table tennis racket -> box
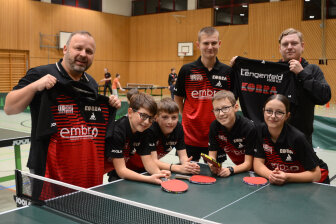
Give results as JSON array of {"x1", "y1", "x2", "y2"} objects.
[
  {"x1": 175, "y1": 174, "x2": 216, "y2": 185},
  {"x1": 160, "y1": 178, "x2": 188, "y2": 193},
  {"x1": 201, "y1": 153, "x2": 221, "y2": 168},
  {"x1": 243, "y1": 176, "x2": 268, "y2": 187}
]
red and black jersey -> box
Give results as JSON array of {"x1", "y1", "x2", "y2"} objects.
[
  {"x1": 13, "y1": 59, "x2": 98, "y2": 172},
  {"x1": 255, "y1": 123, "x2": 319, "y2": 173},
  {"x1": 146, "y1": 122, "x2": 185, "y2": 159},
  {"x1": 106, "y1": 116, "x2": 152, "y2": 171},
  {"x1": 174, "y1": 57, "x2": 234, "y2": 147},
  {"x1": 233, "y1": 56, "x2": 296, "y2": 124},
  {"x1": 208, "y1": 115, "x2": 256, "y2": 164},
  {"x1": 36, "y1": 80, "x2": 116, "y2": 189}
]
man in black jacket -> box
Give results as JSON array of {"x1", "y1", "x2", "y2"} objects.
[{"x1": 278, "y1": 28, "x2": 331, "y2": 144}]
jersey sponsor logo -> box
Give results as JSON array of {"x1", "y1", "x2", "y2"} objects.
[
  {"x1": 212, "y1": 75, "x2": 227, "y2": 81},
  {"x1": 90, "y1": 113, "x2": 96, "y2": 120},
  {"x1": 51, "y1": 123, "x2": 56, "y2": 127},
  {"x1": 58, "y1": 105, "x2": 73, "y2": 114},
  {"x1": 130, "y1": 149, "x2": 136, "y2": 155},
  {"x1": 166, "y1": 141, "x2": 177, "y2": 146},
  {"x1": 60, "y1": 125, "x2": 98, "y2": 139},
  {"x1": 286, "y1": 154, "x2": 292, "y2": 162},
  {"x1": 191, "y1": 89, "x2": 217, "y2": 99},
  {"x1": 133, "y1": 142, "x2": 140, "y2": 147},
  {"x1": 12, "y1": 138, "x2": 30, "y2": 146},
  {"x1": 263, "y1": 144, "x2": 273, "y2": 153},
  {"x1": 149, "y1": 143, "x2": 155, "y2": 147},
  {"x1": 280, "y1": 148, "x2": 293, "y2": 154},
  {"x1": 241, "y1": 82, "x2": 277, "y2": 95},
  {"x1": 240, "y1": 68, "x2": 284, "y2": 83},
  {"x1": 190, "y1": 74, "x2": 203, "y2": 81},
  {"x1": 224, "y1": 147, "x2": 245, "y2": 155},
  {"x1": 270, "y1": 163, "x2": 299, "y2": 172},
  {"x1": 111, "y1": 149, "x2": 122, "y2": 153},
  {"x1": 84, "y1": 106, "x2": 102, "y2": 112},
  {"x1": 215, "y1": 81, "x2": 222, "y2": 87},
  {"x1": 218, "y1": 135, "x2": 227, "y2": 142},
  {"x1": 233, "y1": 138, "x2": 243, "y2": 143}
]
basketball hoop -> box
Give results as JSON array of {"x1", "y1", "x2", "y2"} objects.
[{"x1": 179, "y1": 52, "x2": 186, "y2": 59}]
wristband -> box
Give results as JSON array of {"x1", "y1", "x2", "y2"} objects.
[
  {"x1": 169, "y1": 164, "x2": 173, "y2": 171},
  {"x1": 227, "y1": 166, "x2": 234, "y2": 176}
]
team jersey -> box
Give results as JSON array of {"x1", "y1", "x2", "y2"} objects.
[
  {"x1": 13, "y1": 60, "x2": 98, "y2": 173},
  {"x1": 104, "y1": 72, "x2": 111, "y2": 85},
  {"x1": 174, "y1": 57, "x2": 234, "y2": 147},
  {"x1": 35, "y1": 80, "x2": 116, "y2": 191},
  {"x1": 233, "y1": 56, "x2": 296, "y2": 123},
  {"x1": 208, "y1": 115, "x2": 256, "y2": 164},
  {"x1": 255, "y1": 123, "x2": 320, "y2": 173},
  {"x1": 147, "y1": 122, "x2": 185, "y2": 159},
  {"x1": 106, "y1": 116, "x2": 152, "y2": 171}
]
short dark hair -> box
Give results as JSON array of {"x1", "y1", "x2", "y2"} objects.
[
  {"x1": 130, "y1": 92, "x2": 157, "y2": 115},
  {"x1": 157, "y1": 98, "x2": 179, "y2": 114},
  {"x1": 212, "y1": 90, "x2": 236, "y2": 105},
  {"x1": 198, "y1": 27, "x2": 219, "y2": 42},
  {"x1": 115, "y1": 73, "x2": 120, "y2": 78},
  {"x1": 126, "y1": 88, "x2": 139, "y2": 101},
  {"x1": 263, "y1": 94, "x2": 290, "y2": 113}
]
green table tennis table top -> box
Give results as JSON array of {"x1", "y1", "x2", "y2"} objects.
[{"x1": 1, "y1": 165, "x2": 336, "y2": 224}]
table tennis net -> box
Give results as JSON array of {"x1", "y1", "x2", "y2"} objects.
[{"x1": 15, "y1": 170, "x2": 219, "y2": 224}]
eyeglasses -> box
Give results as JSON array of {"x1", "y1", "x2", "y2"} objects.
[
  {"x1": 213, "y1": 105, "x2": 233, "y2": 115},
  {"x1": 264, "y1": 109, "x2": 286, "y2": 118},
  {"x1": 133, "y1": 109, "x2": 154, "y2": 123}
]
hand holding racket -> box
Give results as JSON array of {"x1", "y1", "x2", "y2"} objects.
[
  {"x1": 201, "y1": 153, "x2": 221, "y2": 168},
  {"x1": 175, "y1": 174, "x2": 216, "y2": 185}
]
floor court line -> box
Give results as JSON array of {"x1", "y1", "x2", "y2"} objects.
[{"x1": 202, "y1": 184, "x2": 270, "y2": 219}]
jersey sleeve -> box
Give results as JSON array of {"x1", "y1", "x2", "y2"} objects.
[
  {"x1": 294, "y1": 134, "x2": 318, "y2": 171},
  {"x1": 137, "y1": 132, "x2": 152, "y2": 156},
  {"x1": 244, "y1": 123, "x2": 257, "y2": 156},
  {"x1": 105, "y1": 125, "x2": 125, "y2": 159},
  {"x1": 146, "y1": 129, "x2": 157, "y2": 152},
  {"x1": 208, "y1": 121, "x2": 220, "y2": 152},
  {"x1": 297, "y1": 64, "x2": 331, "y2": 105},
  {"x1": 175, "y1": 123, "x2": 186, "y2": 151}
]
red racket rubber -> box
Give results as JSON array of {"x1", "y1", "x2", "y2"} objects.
[
  {"x1": 201, "y1": 153, "x2": 221, "y2": 168},
  {"x1": 161, "y1": 179, "x2": 188, "y2": 193},
  {"x1": 175, "y1": 174, "x2": 216, "y2": 185},
  {"x1": 243, "y1": 176, "x2": 268, "y2": 186}
]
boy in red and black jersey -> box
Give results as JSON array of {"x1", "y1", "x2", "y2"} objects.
[
  {"x1": 146, "y1": 98, "x2": 200, "y2": 175},
  {"x1": 174, "y1": 27, "x2": 234, "y2": 162},
  {"x1": 208, "y1": 90, "x2": 255, "y2": 177},
  {"x1": 106, "y1": 93, "x2": 169, "y2": 184}
]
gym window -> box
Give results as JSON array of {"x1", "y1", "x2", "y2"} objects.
[
  {"x1": 197, "y1": 0, "x2": 269, "y2": 26},
  {"x1": 303, "y1": 0, "x2": 336, "y2": 20},
  {"x1": 132, "y1": 0, "x2": 188, "y2": 16}
]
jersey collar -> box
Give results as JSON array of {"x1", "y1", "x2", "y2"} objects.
[{"x1": 56, "y1": 59, "x2": 90, "y2": 83}]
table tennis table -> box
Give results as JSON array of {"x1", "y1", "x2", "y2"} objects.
[
  {"x1": 1, "y1": 164, "x2": 335, "y2": 223},
  {"x1": 0, "y1": 128, "x2": 30, "y2": 183}
]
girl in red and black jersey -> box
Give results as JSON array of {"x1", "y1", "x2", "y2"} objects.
[{"x1": 254, "y1": 94, "x2": 329, "y2": 185}]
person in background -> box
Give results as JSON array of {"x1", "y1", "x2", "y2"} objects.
[
  {"x1": 112, "y1": 73, "x2": 125, "y2": 97},
  {"x1": 168, "y1": 68, "x2": 177, "y2": 99},
  {"x1": 101, "y1": 68, "x2": 112, "y2": 96}
]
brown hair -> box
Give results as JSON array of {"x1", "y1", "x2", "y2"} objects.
[
  {"x1": 212, "y1": 90, "x2": 236, "y2": 105},
  {"x1": 157, "y1": 97, "x2": 179, "y2": 114},
  {"x1": 278, "y1": 28, "x2": 303, "y2": 43},
  {"x1": 129, "y1": 92, "x2": 157, "y2": 115},
  {"x1": 263, "y1": 94, "x2": 290, "y2": 113},
  {"x1": 198, "y1": 27, "x2": 219, "y2": 42}
]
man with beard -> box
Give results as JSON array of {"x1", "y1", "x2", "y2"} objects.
[{"x1": 4, "y1": 31, "x2": 121, "y2": 179}]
